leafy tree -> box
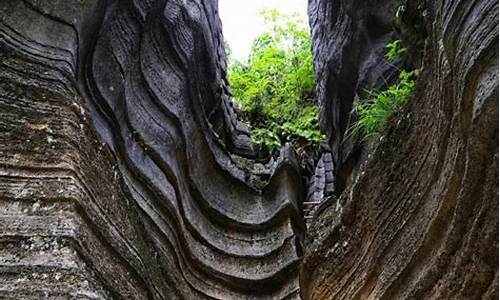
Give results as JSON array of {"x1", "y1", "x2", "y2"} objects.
[{"x1": 228, "y1": 9, "x2": 322, "y2": 151}]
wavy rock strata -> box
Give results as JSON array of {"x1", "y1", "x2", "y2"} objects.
[
  {"x1": 302, "y1": 0, "x2": 498, "y2": 299},
  {"x1": 0, "y1": 0, "x2": 304, "y2": 299}
]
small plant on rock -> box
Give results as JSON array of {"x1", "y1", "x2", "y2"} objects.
[
  {"x1": 347, "y1": 34, "x2": 417, "y2": 142},
  {"x1": 385, "y1": 39, "x2": 407, "y2": 61},
  {"x1": 349, "y1": 70, "x2": 416, "y2": 141}
]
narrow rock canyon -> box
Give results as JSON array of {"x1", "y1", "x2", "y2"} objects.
[{"x1": 0, "y1": 0, "x2": 497, "y2": 299}]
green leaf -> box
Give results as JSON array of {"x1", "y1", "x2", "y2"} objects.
[{"x1": 385, "y1": 39, "x2": 407, "y2": 61}]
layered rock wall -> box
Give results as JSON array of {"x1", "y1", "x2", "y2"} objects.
[
  {"x1": 0, "y1": 0, "x2": 304, "y2": 298},
  {"x1": 302, "y1": 0, "x2": 498, "y2": 299},
  {"x1": 0, "y1": 0, "x2": 498, "y2": 299}
]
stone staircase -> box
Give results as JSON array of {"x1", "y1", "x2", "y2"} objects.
[{"x1": 304, "y1": 151, "x2": 334, "y2": 227}]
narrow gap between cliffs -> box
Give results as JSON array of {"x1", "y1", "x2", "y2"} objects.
[
  {"x1": 217, "y1": 0, "x2": 428, "y2": 228},
  {"x1": 217, "y1": 2, "x2": 324, "y2": 225}
]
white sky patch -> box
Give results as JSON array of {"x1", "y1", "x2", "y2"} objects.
[{"x1": 218, "y1": 0, "x2": 308, "y2": 61}]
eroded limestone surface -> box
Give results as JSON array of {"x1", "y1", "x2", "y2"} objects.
[
  {"x1": 0, "y1": 1, "x2": 304, "y2": 298},
  {"x1": 0, "y1": 0, "x2": 497, "y2": 299},
  {"x1": 302, "y1": 0, "x2": 498, "y2": 299}
]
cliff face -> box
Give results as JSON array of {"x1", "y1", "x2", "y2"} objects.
[
  {"x1": 302, "y1": 0, "x2": 498, "y2": 299},
  {"x1": 0, "y1": 0, "x2": 303, "y2": 298}
]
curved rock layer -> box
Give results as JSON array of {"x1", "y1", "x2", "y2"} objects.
[
  {"x1": 302, "y1": 0, "x2": 498, "y2": 299},
  {"x1": 0, "y1": 0, "x2": 304, "y2": 299}
]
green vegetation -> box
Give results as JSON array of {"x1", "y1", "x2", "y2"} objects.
[
  {"x1": 349, "y1": 39, "x2": 416, "y2": 141},
  {"x1": 228, "y1": 9, "x2": 322, "y2": 151},
  {"x1": 385, "y1": 39, "x2": 407, "y2": 61}
]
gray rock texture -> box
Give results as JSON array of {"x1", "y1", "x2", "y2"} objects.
[
  {"x1": 301, "y1": 0, "x2": 498, "y2": 299},
  {"x1": 0, "y1": 0, "x2": 304, "y2": 299},
  {"x1": 308, "y1": 0, "x2": 402, "y2": 193},
  {"x1": 0, "y1": 0, "x2": 498, "y2": 299}
]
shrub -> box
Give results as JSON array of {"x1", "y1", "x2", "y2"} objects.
[{"x1": 228, "y1": 9, "x2": 323, "y2": 151}]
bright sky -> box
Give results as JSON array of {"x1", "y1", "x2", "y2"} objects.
[{"x1": 218, "y1": 0, "x2": 308, "y2": 61}]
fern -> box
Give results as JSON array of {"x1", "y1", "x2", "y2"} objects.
[{"x1": 348, "y1": 70, "x2": 416, "y2": 141}]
